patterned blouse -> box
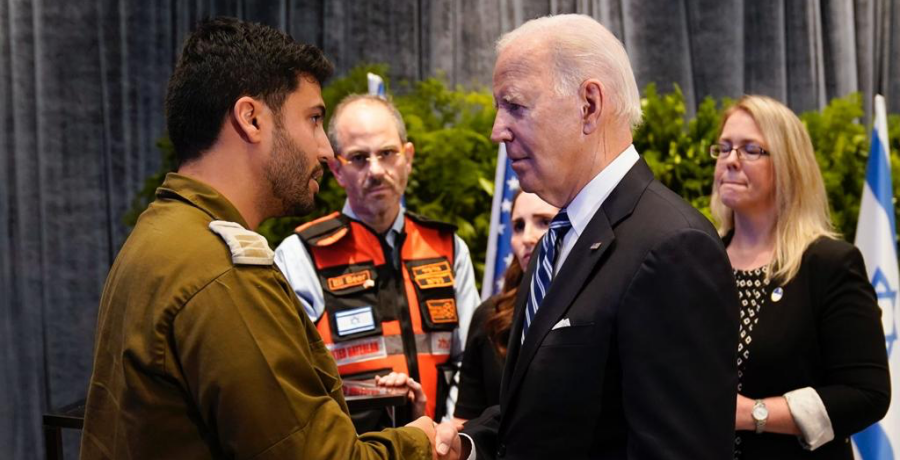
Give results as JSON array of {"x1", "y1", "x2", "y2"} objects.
[{"x1": 734, "y1": 267, "x2": 771, "y2": 460}]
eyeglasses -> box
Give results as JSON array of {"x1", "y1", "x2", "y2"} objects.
[
  {"x1": 337, "y1": 146, "x2": 406, "y2": 170},
  {"x1": 710, "y1": 141, "x2": 769, "y2": 161}
]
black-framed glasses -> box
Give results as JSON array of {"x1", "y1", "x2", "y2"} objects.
[{"x1": 710, "y1": 141, "x2": 769, "y2": 161}]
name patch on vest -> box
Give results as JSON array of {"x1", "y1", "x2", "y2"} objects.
[
  {"x1": 327, "y1": 336, "x2": 388, "y2": 366},
  {"x1": 334, "y1": 306, "x2": 377, "y2": 337},
  {"x1": 425, "y1": 299, "x2": 458, "y2": 324},
  {"x1": 411, "y1": 261, "x2": 454, "y2": 289},
  {"x1": 327, "y1": 270, "x2": 374, "y2": 291}
]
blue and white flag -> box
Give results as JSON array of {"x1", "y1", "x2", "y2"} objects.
[
  {"x1": 367, "y1": 72, "x2": 386, "y2": 98},
  {"x1": 481, "y1": 144, "x2": 520, "y2": 300},
  {"x1": 853, "y1": 94, "x2": 899, "y2": 460}
]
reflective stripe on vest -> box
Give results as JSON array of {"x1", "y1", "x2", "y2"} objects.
[{"x1": 326, "y1": 331, "x2": 453, "y2": 367}]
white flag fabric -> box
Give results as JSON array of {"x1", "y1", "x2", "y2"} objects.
[
  {"x1": 853, "y1": 94, "x2": 899, "y2": 459},
  {"x1": 367, "y1": 72, "x2": 385, "y2": 98}
]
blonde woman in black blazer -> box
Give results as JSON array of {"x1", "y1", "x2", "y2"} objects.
[{"x1": 711, "y1": 94, "x2": 891, "y2": 459}]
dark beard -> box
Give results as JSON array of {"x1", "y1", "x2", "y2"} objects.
[{"x1": 265, "y1": 126, "x2": 319, "y2": 217}]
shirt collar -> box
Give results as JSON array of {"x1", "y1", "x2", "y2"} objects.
[
  {"x1": 156, "y1": 173, "x2": 249, "y2": 228},
  {"x1": 565, "y1": 144, "x2": 640, "y2": 238},
  {"x1": 342, "y1": 200, "x2": 406, "y2": 244}
]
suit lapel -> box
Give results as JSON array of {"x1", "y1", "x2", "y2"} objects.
[
  {"x1": 502, "y1": 210, "x2": 614, "y2": 405},
  {"x1": 500, "y1": 158, "x2": 656, "y2": 410},
  {"x1": 499, "y1": 263, "x2": 532, "y2": 402}
]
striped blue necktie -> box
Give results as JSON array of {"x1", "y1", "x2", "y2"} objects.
[{"x1": 522, "y1": 209, "x2": 572, "y2": 340}]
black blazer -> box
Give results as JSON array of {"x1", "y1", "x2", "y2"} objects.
[
  {"x1": 732, "y1": 236, "x2": 890, "y2": 459},
  {"x1": 455, "y1": 298, "x2": 505, "y2": 420},
  {"x1": 464, "y1": 159, "x2": 741, "y2": 459}
]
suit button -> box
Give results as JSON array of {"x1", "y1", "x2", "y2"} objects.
[{"x1": 497, "y1": 443, "x2": 506, "y2": 457}]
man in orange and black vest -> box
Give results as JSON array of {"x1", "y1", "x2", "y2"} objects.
[{"x1": 274, "y1": 94, "x2": 479, "y2": 429}]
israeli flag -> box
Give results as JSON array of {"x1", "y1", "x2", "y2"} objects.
[
  {"x1": 367, "y1": 72, "x2": 386, "y2": 98},
  {"x1": 853, "y1": 94, "x2": 899, "y2": 460},
  {"x1": 481, "y1": 144, "x2": 519, "y2": 299}
]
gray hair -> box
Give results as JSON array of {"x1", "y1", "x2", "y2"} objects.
[
  {"x1": 327, "y1": 94, "x2": 408, "y2": 154},
  {"x1": 497, "y1": 14, "x2": 642, "y2": 129}
]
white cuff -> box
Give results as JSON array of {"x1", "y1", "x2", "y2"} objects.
[
  {"x1": 784, "y1": 387, "x2": 834, "y2": 450},
  {"x1": 459, "y1": 433, "x2": 477, "y2": 460}
]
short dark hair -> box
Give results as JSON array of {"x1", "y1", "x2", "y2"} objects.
[{"x1": 165, "y1": 17, "x2": 333, "y2": 166}]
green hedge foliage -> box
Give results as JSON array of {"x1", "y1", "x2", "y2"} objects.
[{"x1": 127, "y1": 65, "x2": 900, "y2": 287}]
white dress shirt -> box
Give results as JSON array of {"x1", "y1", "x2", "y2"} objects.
[{"x1": 554, "y1": 145, "x2": 640, "y2": 273}]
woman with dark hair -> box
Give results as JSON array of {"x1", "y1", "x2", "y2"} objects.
[
  {"x1": 452, "y1": 191, "x2": 558, "y2": 424},
  {"x1": 711, "y1": 95, "x2": 890, "y2": 459}
]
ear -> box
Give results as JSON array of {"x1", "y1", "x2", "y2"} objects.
[
  {"x1": 403, "y1": 142, "x2": 415, "y2": 172},
  {"x1": 580, "y1": 79, "x2": 604, "y2": 135},
  {"x1": 231, "y1": 96, "x2": 266, "y2": 144},
  {"x1": 328, "y1": 157, "x2": 347, "y2": 187}
]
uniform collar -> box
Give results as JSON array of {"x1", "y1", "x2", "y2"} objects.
[{"x1": 157, "y1": 173, "x2": 250, "y2": 228}]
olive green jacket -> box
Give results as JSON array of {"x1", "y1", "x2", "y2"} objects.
[{"x1": 80, "y1": 173, "x2": 431, "y2": 459}]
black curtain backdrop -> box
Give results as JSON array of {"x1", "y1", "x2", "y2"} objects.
[{"x1": 2, "y1": 0, "x2": 898, "y2": 458}]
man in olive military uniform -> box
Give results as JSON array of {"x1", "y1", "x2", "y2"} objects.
[{"x1": 80, "y1": 17, "x2": 461, "y2": 460}]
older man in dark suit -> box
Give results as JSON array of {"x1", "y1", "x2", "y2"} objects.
[{"x1": 461, "y1": 14, "x2": 741, "y2": 460}]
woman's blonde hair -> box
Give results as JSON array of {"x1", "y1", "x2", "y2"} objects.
[{"x1": 711, "y1": 95, "x2": 837, "y2": 284}]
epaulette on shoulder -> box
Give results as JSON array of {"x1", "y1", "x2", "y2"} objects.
[
  {"x1": 208, "y1": 220, "x2": 274, "y2": 266},
  {"x1": 405, "y1": 211, "x2": 458, "y2": 234},
  {"x1": 296, "y1": 212, "x2": 351, "y2": 247}
]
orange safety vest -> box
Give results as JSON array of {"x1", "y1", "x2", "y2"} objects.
[{"x1": 296, "y1": 211, "x2": 459, "y2": 418}]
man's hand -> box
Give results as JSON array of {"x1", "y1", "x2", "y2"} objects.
[
  {"x1": 451, "y1": 417, "x2": 467, "y2": 431},
  {"x1": 434, "y1": 421, "x2": 462, "y2": 459},
  {"x1": 375, "y1": 371, "x2": 427, "y2": 418},
  {"x1": 405, "y1": 417, "x2": 463, "y2": 460}
]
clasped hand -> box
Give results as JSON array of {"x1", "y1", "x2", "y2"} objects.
[{"x1": 376, "y1": 372, "x2": 463, "y2": 459}]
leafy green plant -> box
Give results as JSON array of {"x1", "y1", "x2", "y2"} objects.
[
  {"x1": 802, "y1": 93, "x2": 869, "y2": 241},
  {"x1": 127, "y1": 65, "x2": 900, "y2": 286},
  {"x1": 634, "y1": 84, "x2": 729, "y2": 219}
]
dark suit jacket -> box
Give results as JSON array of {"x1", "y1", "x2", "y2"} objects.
[
  {"x1": 731, "y1": 236, "x2": 890, "y2": 459},
  {"x1": 464, "y1": 158, "x2": 741, "y2": 459}
]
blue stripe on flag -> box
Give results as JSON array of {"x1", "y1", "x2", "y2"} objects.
[
  {"x1": 866, "y1": 131, "x2": 896, "y2": 235},
  {"x1": 853, "y1": 95, "x2": 898, "y2": 460},
  {"x1": 856, "y1": 423, "x2": 894, "y2": 460}
]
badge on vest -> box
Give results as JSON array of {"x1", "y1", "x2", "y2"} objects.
[
  {"x1": 334, "y1": 306, "x2": 377, "y2": 337},
  {"x1": 431, "y1": 331, "x2": 453, "y2": 355},
  {"x1": 405, "y1": 257, "x2": 459, "y2": 331},
  {"x1": 327, "y1": 270, "x2": 375, "y2": 291},
  {"x1": 425, "y1": 299, "x2": 458, "y2": 324},
  {"x1": 411, "y1": 261, "x2": 455, "y2": 289}
]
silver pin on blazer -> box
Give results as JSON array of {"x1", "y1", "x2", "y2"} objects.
[{"x1": 590, "y1": 242, "x2": 603, "y2": 250}]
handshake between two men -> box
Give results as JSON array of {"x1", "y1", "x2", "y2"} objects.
[
  {"x1": 376, "y1": 372, "x2": 466, "y2": 460},
  {"x1": 79, "y1": 12, "x2": 742, "y2": 460}
]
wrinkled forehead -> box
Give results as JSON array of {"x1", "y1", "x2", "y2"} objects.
[{"x1": 493, "y1": 45, "x2": 553, "y2": 94}]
